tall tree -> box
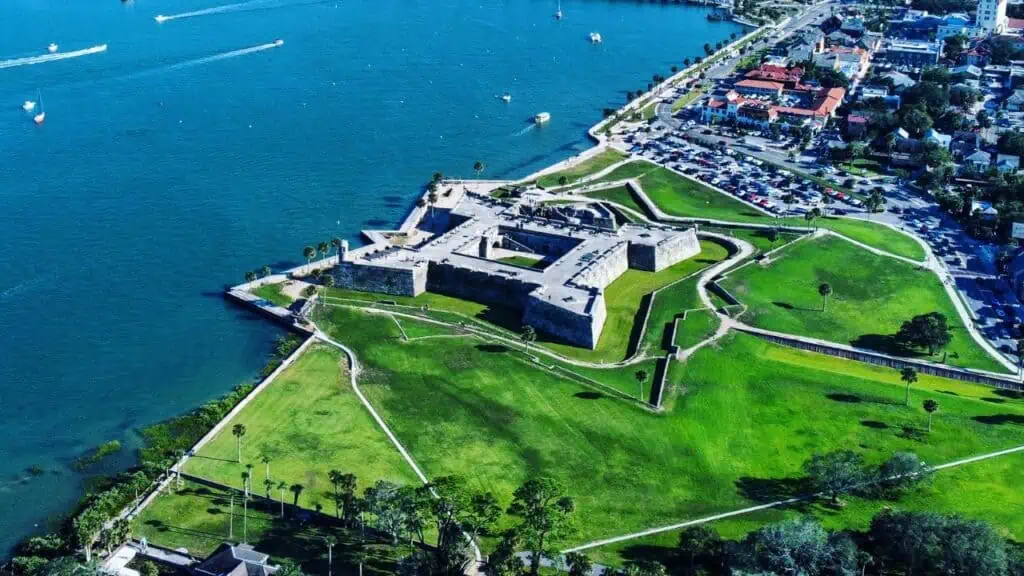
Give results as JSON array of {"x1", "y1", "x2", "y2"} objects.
[
  {"x1": 290, "y1": 483, "x2": 305, "y2": 506},
  {"x1": 261, "y1": 455, "x2": 271, "y2": 482},
  {"x1": 278, "y1": 481, "x2": 288, "y2": 518},
  {"x1": 635, "y1": 369, "x2": 649, "y2": 402},
  {"x1": 303, "y1": 246, "x2": 316, "y2": 273},
  {"x1": 245, "y1": 270, "x2": 257, "y2": 283},
  {"x1": 506, "y1": 478, "x2": 576, "y2": 576},
  {"x1": 329, "y1": 469, "x2": 345, "y2": 518},
  {"x1": 923, "y1": 399, "x2": 939, "y2": 432},
  {"x1": 261, "y1": 265, "x2": 272, "y2": 278},
  {"x1": 317, "y1": 241, "x2": 330, "y2": 263},
  {"x1": 565, "y1": 552, "x2": 593, "y2": 576},
  {"x1": 896, "y1": 312, "x2": 952, "y2": 355},
  {"x1": 520, "y1": 325, "x2": 537, "y2": 355},
  {"x1": 818, "y1": 282, "x2": 833, "y2": 312},
  {"x1": 323, "y1": 536, "x2": 337, "y2": 576},
  {"x1": 804, "y1": 450, "x2": 865, "y2": 505},
  {"x1": 900, "y1": 367, "x2": 918, "y2": 406},
  {"x1": 232, "y1": 424, "x2": 246, "y2": 463},
  {"x1": 464, "y1": 491, "x2": 502, "y2": 543}
]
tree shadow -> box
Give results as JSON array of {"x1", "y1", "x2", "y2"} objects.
[
  {"x1": 973, "y1": 414, "x2": 1024, "y2": 425},
  {"x1": 939, "y1": 390, "x2": 960, "y2": 396},
  {"x1": 475, "y1": 344, "x2": 510, "y2": 354},
  {"x1": 849, "y1": 334, "x2": 909, "y2": 355},
  {"x1": 827, "y1": 393, "x2": 861, "y2": 403},
  {"x1": 995, "y1": 389, "x2": 1023, "y2": 400},
  {"x1": 772, "y1": 301, "x2": 795, "y2": 310},
  {"x1": 900, "y1": 426, "x2": 927, "y2": 441},
  {"x1": 617, "y1": 544, "x2": 679, "y2": 571},
  {"x1": 983, "y1": 397, "x2": 1006, "y2": 404},
  {"x1": 735, "y1": 476, "x2": 811, "y2": 507},
  {"x1": 861, "y1": 420, "x2": 888, "y2": 429},
  {"x1": 574, "y1": 391, "x2": 603, "y2": 400}
]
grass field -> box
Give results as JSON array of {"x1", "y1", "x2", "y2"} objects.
[
  {"x1": 536, "y1": 149, "x2": 627, "y2": 188},
  {"x1": 673, "y1": 309, "x2": 719, "y2": 350},
  {"x1": 541, "y1": 240, "x2": 730, "y2": 363},
  {"x1": 253, "y1": 284, "x2": 293, "y2": 308},
  {"x1": 134, "y1": 479, "x2": 411, "y2": 575},
  {"x1": 584, "y1": 185, "x2": 649, "y2": 216},
  {"x1": 187, "y1": 344, "x2": 420, "y2": 512},
  {"x1": 309, "y1": 306, "x2": 1024, "y2": 558},
  {"x1": 721, "y1": 235, "x2": 1007, "y2": 373},
  {"x1": 638, "y1": 276, "x2": 705, "y2": 355},
  {"x1": 671, "y1": 89, "x2": 703, "y2": 113},
  {"x1": 498, "y1": 255, "x2": 548, "y2": 269},
  {"x1": 820, "y1": 217, "x2": 925, "y2": 262}
]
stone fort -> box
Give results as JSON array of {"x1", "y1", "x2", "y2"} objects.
[{"x1": 330, "y1": 186, "x2": 701, "y2": 349}]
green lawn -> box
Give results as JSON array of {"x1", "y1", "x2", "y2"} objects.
[
  {"x1": 540, "y1": 240, "x2": 730, "y2": 363},
  {"x1": 820, "y1": 217, "x2": 926, "y2": 262},
  {"x1": 536, "y1": 148, "x2": 627, "y2": 188},
  {"x1": 720, "y1": 235, "x2": 1007, "y2": 373},
  {"x1": 840, "y1": 159, "x2": 885, "y2": 178},
  {"x1": 498, "y1": 255, "x2": 549, "y2": 269},
  {"x1": 253, "y1": 283, "x2": 293, "y2": 308},
  {"x1": 673, "y1": 309, "x2": 719, "y2": 350},
  {"x1": 671, "y1": 89, "x2": 704, "y2": 113},
  {"x1": 639, "y1": 276, "x2": 705, "y2": 355},
  {"x1": 187, "y1": 344, "x2": 421, "y2": 512},
  {"x1": 309, "y1": 306, "x2": 1024, "y2": 559},
  {"x1": 584, "y1": 185, "x2": 649, "y2": 217},
  {"x1": 134, "y1": 479, "x2": 411, "y2": 575}
]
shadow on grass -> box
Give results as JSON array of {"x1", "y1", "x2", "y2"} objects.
[
  {"x1": 827, "y1": 393, "x2": 861, "y2": 403},
  {"x1": 617, "y1": 544, "x2": 679, "y2": 570},
  {"x1": 995, "y1": 389, "x2": 1023, "y2": 400},
  {"x1": 983, "y1": 397, "x2": 1007, "y2": 404},
  {"x1": 861, "y1": 420, "x2": 888, "y2": 429},
  {"x1": 735, "y1": 476, "x2": 811, "y2": 507},
  {"x1": 190, "y1": 454, "x2": 238, "y2": 464},
  {"x1": 826, "y1": 391, "x2": 898, "y2": 406},
  {"x1": 574, "y1": 391, "x2": 603, "y2": 400},
  {"x1": 973, "y1": 414, "x2": 1024, "y2": 425},
  {"x1": 900, "y1": 426, "x2": 927, "y2": 441},
  {"x1": 475, "y1": 344, "x2": 510, "y2": 354}
]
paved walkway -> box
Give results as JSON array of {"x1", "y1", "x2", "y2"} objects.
[{"x1": 562, "y1": 443, "x2": 1024, "y2": 554}]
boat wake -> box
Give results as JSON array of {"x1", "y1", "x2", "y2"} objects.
[
  {"x1": 163, "y1": 41, "x2": 283, "y2": 71},
  {"x1": 511, "y1": 124, "x2": 535, "y2": 137},
  {"x1": 155, "y1": 0, "x2": 326, "y2": 22},
  {"x1": 0, "y1": 44, "x2": 107, "y2": 70}
]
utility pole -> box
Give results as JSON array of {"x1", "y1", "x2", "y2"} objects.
[
  {"x1": 229, "y1": 494, "x2": 234, "y2": 540},
  {"x1": 243, "y1": 495, "x2": 248, "y2": 544}
]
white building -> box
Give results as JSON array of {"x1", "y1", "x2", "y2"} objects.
[{"x1": 978, "y1": 0, "x2": 1008, "y2": 34}]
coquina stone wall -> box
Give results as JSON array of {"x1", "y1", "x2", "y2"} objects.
[
  {"x1": 571, "y1": 242, "x2": 630, "y2": 290},
  {"x1": 332, "y1": 262, "x2": 427, "y2": 297},
  {"x1": 628, "y1": 228, "x2": 701, "y2": 272},
  {"x1": 426, "y1": 261, "x2": 542, "y2": 309},
  {"x1": 524, "y1": 290, "x2": 606, "y2": 350},
  {"x1": 501, "y1": 226, "x2": 583, "y2": 256}
]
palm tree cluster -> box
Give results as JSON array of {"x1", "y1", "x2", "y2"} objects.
[
  {"x1": 301, "y1": 237, "x2": 345, "y2": 274},
  {"x1": 244, "y1": 265, "x2": 274, "y2": 284}
]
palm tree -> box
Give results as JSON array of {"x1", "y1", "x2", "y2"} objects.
[
  {"x1": 245, "y1": 463, "x2": 254, "y2": 495},
  {"x1": 303, "y1": 246, "x2": 316, "y2": 273},
  {"x1": 232, "y1": 424, "x2": 246, "y2": 463},
  {"x1": 261, "y1": 455, "x2": 271, "y2": 482},
  {"x1": 263, "y1": 478, "x2": 274, "y2": 504},
  {"x1": 520, "y1": 324, "x2": 537, "y2": 354},
  {"x1": 635, "y1": 370, "x2": 649, "y2": 402},
  {"x1": 331, "y1": 237, "x2": 345, "y2": 260},
  {"x1": 245, "y1": 270, "x2": 257, "y2": 283},
  {"x1": 885, "y1": 132, "x2": 897, "y2": 161},
  {"x1": 684, "y1": 57, "x2": 691, "y2": 67},
  {"x1": 290, "y1": 483, "x2": 305, "y2": 506},
  {"x1": 261, "y1": 265, "x2": 272, "y2": 278},
  {"x1": 328, "y1": 469, "x2": 344, "y2": 518},
  {"x1": 277, "y1": 481, "x2": 288, "y2": 518},
  {"x1": 821, "y1": 194, "x2": 834, "y2": 217},
  {"x1": 241, "y1": 471, "x2": 251, "y2": 498},
  {"x1": 432, "y1": 171, "x2": 444, "y2": 184},
  {"x1": 923, "y1": 399, "x2": 939, "y2": 432},
  {"x1": 427, "y1": 190, "x2": 439, "y2": 221},
  {"x1": 473, "y1": 161, "x2": 485, "y2": 176},
  {"x1": 317, "y1": 241, "x2": 330, "y2": 263},
  {"x1": 324, "y1": 535, "x2": 338, "y2": 576},
  {"x1": 901, "y1": 367, "x2": 918, "y2": 406},
  {"x1": 818, "y1": 282, "x2": 832, "y2": 312},
  {"x1": 703, "y1": 43, "x2": 712, "y2": 56}
]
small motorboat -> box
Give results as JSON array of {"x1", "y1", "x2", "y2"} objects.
[
  {"x1": 555, "y1": 0, "x2": 563, "y2": 19},
  {"x1": 48, "y1": 43, "x2": 58, "y2": 53},
  {"x1": 589, "y1": 32, "x2": 602, "y2": 43},
  {"x1": 22, "y1": 101, "x2": 36, "y2": 112},
  {"x1": 535, "y1": 111, "x2": 551, "y2": 124},
  {"x1": 274, "y1": 38, "x2": 285, "y2": 46},
  {"x1": 501, "y1": 93, "x2": 512, "y2": 103},
  {"x1": 154, "y1": 14, "x2": 168, "y2": 22},
  {"x1": 33, "y1": 90, "x2": 45, "y2": 125}
]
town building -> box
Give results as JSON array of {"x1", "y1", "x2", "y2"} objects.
[
  {"x1": 997, "y1": 153, "x2": 1021, "y2": 173},
  {"x1": 882, "y1": 39, "x2": 943, "y2": 67},
  {"x1": 978, "y1": 0, "x2": 1009, "y2": 34},
  {"x1": 965, "y1": 149, "x2": 994, "y2": 171},
  {"x1": 703, "y1": 85, "x2": 846, "y2": 131},
  {"x1": 193, "y1": 544, "x2": 278, "y2": 576}
]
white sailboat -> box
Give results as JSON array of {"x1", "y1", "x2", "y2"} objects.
[
  {"x1": 33, "y1": 91, "x2": 45, "y2": 125},
  {"x1": 555, "y1": 0, "x2": 563, "y2": 19},
  {"x1": 48, "y1": 43, "x2": 58, "y2": 53},
  {"x1": 22, "y1": 100, "x2": 36, "y2": 112}
]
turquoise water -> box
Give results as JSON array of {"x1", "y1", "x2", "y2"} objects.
[{"x1": 0, "y1": 0, "x2": 741, "y2": 554}]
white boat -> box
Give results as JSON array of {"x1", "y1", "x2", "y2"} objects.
[
  {"x1": 33, "y1": 90, "x2": 44, "y2": 125},
  {"x1": 589, "y1": 32, "x2": 602, "y2": 43},
  {"x1": 22, "y1": 100, "x2": 36, "y2": 112},
  {"x1": 154, "y1": 14, "x2": 168, "y2": 22},
  {"x1": 555, "y1": 0, "x2": 563, "y2": 19},
  {"x1": 501, "y1": 93, "x2": 512, "y2": 103},
  {"x1": 274, "y1": 38, "x2": 285, "y2": 46},
  {"x1": 48, "y1": 43, "x2": 58, "y2": 53},
  {"x1": 535, "y1": 111, "x2": 551, "y2": 124}
]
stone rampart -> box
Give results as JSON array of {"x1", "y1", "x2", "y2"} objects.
[
  {"x1": 570, "y1": 241, "x2": 630, "y2": 290},
  {"x1": 628, "y1": 228, "x2": 701, "y2": 272},
  {"x1": 427, "y1": 261, "x2": 541, "y2": 309},
  {"x1": 500, "y1": 226, "x2": 583, "y2": 257},
  {"x1": 332, "y1": 261, "x2": 427, "y2": 297},
  {"x1": 524, "y1": 290, "x2": 605, "y2": 350}
]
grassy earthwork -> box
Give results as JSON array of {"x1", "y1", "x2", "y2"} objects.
[
  {"x1": 497, "y1": 255, "x2": 549, "y2": 269},
  {"x1": 252, "y1": 283, "x2": 294, "y2": 308},
  {"x1": 133, "y1": 479, "x2": 412, "y2": 575},
  {"x1": 536, "y1": 148, "x2": 627, "y2": 188},
  {"x1": 720, "y1": 235, "x2": 1007, "y2": 373}
]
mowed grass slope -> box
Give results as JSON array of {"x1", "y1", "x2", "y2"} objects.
[
  {"x1": 821, "y1": 217, "x2": 926, "y2": 262},
  {"x1": 537, "y1": 148, "x2": 627, "y2": 188},
  {"x1": 134, "y1": 480, "x2": 410, "y2": 575},
  {"x1": 721, "y1": 235, "x2": 1007, "y2": 373},
  {"x1": 187, "y1": 344, "x2": 419, "y2": 511},
  {"x1": 313, "y1": 306, "x2": 1024, "y2": 553}
]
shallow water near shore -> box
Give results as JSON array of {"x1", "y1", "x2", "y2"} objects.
[{"x1": 0, "y1": 0, "x2": 741, "y2": 554}]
